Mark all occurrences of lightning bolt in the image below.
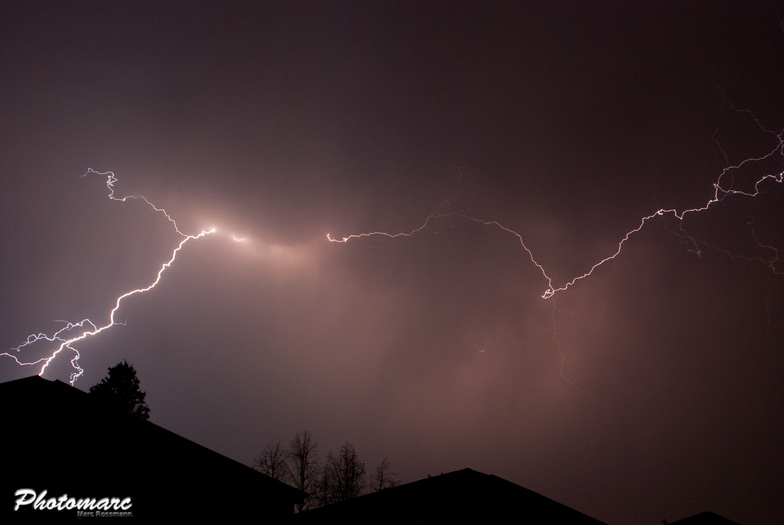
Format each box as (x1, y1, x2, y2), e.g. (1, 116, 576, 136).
(2, 169, 216, 385)
(328, 111, 783, 299)
(327, 105, 784, 389)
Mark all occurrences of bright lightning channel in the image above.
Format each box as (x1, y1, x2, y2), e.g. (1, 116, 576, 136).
(327, 108, 782, 393)
(327, 113, 784, 300)
(1, 169, 216, 385)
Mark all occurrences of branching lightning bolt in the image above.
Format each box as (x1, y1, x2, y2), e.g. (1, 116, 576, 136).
(1, 169, 215, 384)
(328, 113, 783, 299)
(327, 107, 784, 389)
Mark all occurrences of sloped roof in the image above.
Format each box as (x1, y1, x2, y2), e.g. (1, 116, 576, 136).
(296, 467, 606, 524)
(0, 375, 303, 521)
(669, 511, 741, 525)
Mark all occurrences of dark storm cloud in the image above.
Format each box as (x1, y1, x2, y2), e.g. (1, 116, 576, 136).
(2, 2, 784, 524)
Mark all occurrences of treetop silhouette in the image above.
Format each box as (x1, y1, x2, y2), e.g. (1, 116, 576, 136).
(89, 360, 150, 420)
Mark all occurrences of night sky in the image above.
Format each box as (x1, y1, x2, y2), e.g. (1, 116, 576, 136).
(2, 2, 784, 523)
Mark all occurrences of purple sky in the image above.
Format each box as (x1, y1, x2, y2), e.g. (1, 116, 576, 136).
(2, 2, 783, 523)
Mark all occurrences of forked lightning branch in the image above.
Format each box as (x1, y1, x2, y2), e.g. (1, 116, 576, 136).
(3, 106, 783, 384)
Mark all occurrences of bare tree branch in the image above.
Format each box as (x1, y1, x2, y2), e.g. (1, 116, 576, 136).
(324, 442, 366, 503)
(287, 430, 319, 512)
(252, 441, 288, 481)
(371, 457, 399, 492)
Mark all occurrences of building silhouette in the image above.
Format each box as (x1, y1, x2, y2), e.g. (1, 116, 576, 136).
(0, 375, 303, 522)
(295, 467, 607, 524)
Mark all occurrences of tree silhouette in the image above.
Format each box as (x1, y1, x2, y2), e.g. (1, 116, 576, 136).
(89, 360, 150, 420)
(253, 441, 289, 481)
(287, 431, 319, 512)
(324, 442, 366, 503)
(314, 465, 331, 508)
(371, 457, 399, 491)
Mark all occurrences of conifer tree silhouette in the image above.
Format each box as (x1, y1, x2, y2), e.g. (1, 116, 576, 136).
(89, 360, 150, 420)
